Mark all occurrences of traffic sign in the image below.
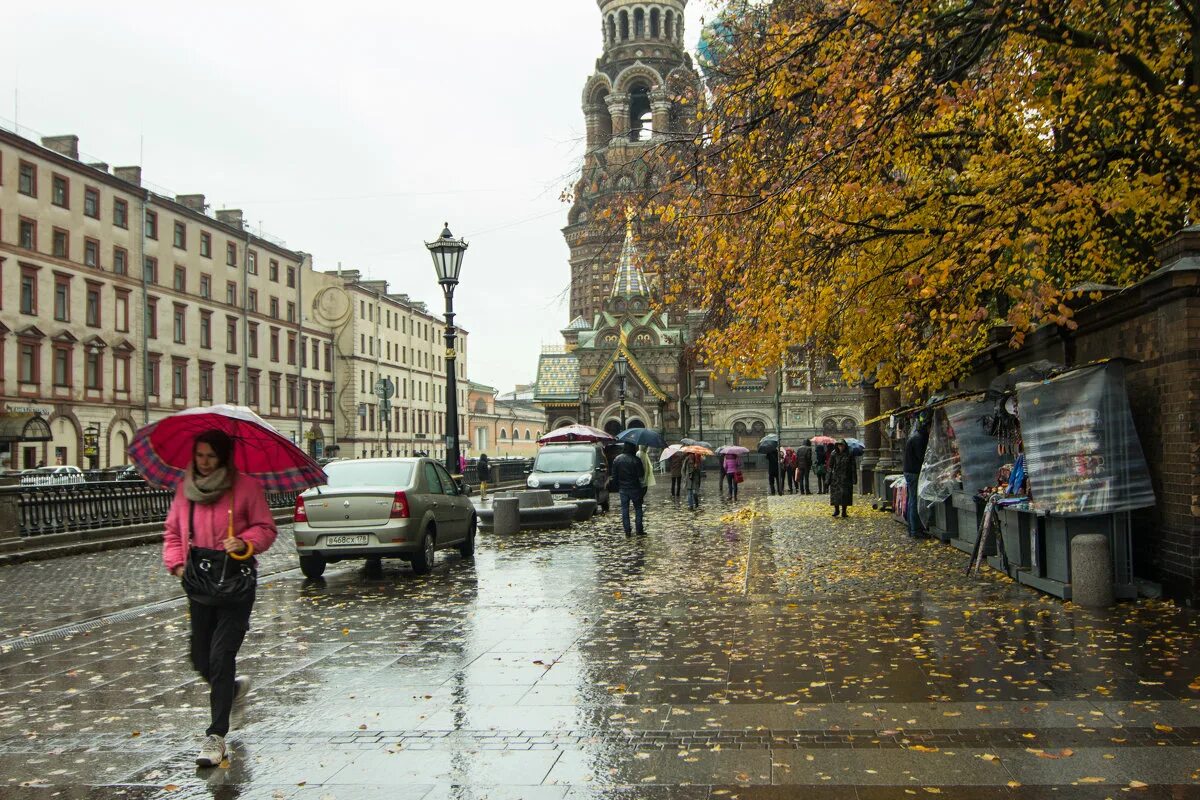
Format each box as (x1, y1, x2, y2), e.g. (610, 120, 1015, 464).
(374, 378, 395, 399)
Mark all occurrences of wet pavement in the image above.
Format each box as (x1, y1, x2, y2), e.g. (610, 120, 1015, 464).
(1, 475, 1198, 799)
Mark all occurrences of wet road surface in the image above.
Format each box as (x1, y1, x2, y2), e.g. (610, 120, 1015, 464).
(1, 475, 1198, 799)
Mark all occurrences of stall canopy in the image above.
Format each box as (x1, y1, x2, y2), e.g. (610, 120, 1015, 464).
(0, 413, 52, 443)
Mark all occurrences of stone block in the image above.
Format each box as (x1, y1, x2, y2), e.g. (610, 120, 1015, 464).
(1071, 533, 1114, 608)
(493, 498, 520, 535)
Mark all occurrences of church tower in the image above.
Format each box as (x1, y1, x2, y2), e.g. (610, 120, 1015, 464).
(563, 0, 701, 324)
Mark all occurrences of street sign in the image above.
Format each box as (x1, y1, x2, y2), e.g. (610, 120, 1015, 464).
(374, 378, 395, 400)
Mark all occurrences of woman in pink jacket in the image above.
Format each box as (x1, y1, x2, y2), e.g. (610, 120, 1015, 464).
(162, 429, 277, 768)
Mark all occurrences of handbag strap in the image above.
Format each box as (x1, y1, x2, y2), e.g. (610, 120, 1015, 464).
(188, 501, 195, 545)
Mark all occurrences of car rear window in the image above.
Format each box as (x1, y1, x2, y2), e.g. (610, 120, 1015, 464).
(324, 461, 414, 488)
(534, 448, 596, 473)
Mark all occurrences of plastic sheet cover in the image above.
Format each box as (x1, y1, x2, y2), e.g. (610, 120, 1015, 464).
(916, 408, 960, 524)
(945, 397, 1007, 496)
(1018, 362, 1155, 516)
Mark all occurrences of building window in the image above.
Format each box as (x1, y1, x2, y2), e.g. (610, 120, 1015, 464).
(269, 374, 281, 408)
(199, 363, 213, 401)
(172, 360, 187, 400)
(84, 187, 100, 218)
(85, 350, 102, 391)
(287, 301, 296, 323)
(200, 311, 212, 349)
(226, 281, 237, 306)
(115, 291, 130, 333)
(248, 289, 258, 312)
(287, 332, 296, 365)
(144, 257, 158, 284)
(226, 242, 237, 266)
(248, 322, 258, 357)
(19, 218, 36, 249)
(324, 343, 331, 371)
(19, 342, 40, 384)
(84, 238, 100, 268)
(173, 265, 186, 292)
(51, 175, 69, 208)
(287, 376, 297, 409)
(312, 339, 320, 369)
(145, 210, 158, 239)
(173, 305, 186, 344)
(146, 297, 158, 339)
(52, 346, 71, 387)
(300, 379, 308, 411)
(227, 317, 239, 354)
(247, 250, 258, 275)
(324, 384, 333, 415)
(247, 370, 260, 406)
(225, 367, 239, 403)
(199, 274, 211, 299)
(286, 265, 296, 288)
(53, 277, 70, 321)
(113, 198, 128, 228)
(147, 354, 161, 396)
(269, 297, 279, 319)
(268, 259, 278, 282)
(200, 231, 212, 258)
(270, 327, 279, 361)
(52, 228, 69, 258)
(86, 284, 101, 327)
(113, 247, 128, 275)
(18, 161, 37, 196)
(173, 221, 186, 249)
(114, 353, 131, 393)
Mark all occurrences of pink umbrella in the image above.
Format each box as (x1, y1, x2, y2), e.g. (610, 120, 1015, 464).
(128, 404, 326, 493)
(811, 435, 836, 446)
(537, 424, 615, 444)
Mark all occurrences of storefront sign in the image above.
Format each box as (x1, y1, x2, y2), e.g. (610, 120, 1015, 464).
(6, 405, 52, 415)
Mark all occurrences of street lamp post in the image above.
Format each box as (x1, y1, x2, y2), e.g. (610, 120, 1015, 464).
(694, 377, 705, 441)
(425, 223, 469, 477)
(614, 353, 629, 431)
(579, 387, 590, 426)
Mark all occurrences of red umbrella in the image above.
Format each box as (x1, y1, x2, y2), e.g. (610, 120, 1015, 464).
(128, 404, 326, 493)
(811, 435, 836, 446)
(537, 424, 615, 444)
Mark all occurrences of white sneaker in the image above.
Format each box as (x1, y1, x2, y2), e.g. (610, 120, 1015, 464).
(195, 734, 226, 768)
(233, 676, 251, 703)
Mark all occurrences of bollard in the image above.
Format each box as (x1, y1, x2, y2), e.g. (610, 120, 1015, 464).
(1070, 533, 1114, 607)
(493, 497, 520, 535)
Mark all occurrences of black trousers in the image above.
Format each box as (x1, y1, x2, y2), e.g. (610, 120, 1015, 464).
(797, 468, 811, 494)
(671, 476, 682, 497)
(784, 469, 797, 492)
(768, 469, 780, 495)
(189, 597, 254, 737)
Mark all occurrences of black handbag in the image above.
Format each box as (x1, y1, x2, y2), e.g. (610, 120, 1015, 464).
(182, 501, 256, 606)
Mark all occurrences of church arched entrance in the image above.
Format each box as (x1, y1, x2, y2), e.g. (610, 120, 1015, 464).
(603, 420, 622, 437)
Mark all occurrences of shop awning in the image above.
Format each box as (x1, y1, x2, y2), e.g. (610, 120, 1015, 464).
(0, 413, 53, 444)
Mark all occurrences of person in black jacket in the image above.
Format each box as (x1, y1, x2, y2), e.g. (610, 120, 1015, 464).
(611, 442, 646, 536)
(476, 453, 490, 500)
(903, 416, 930, 538)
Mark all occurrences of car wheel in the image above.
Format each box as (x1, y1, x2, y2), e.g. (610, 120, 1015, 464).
(458, 517, 477, 559)
(411, 530, 436, 575)
(299, 554, 326, 579)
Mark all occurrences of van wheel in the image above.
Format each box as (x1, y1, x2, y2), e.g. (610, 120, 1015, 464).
(411, 530, 436, 575)
(459, 517, 477, 559)
(299, 554, 326, 579)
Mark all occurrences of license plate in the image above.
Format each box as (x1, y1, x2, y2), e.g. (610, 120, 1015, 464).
(324, 535, 369, 546)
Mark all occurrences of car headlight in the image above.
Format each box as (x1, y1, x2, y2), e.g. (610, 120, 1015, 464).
(576, 474, 592, 487)
(527, 476, 540, 488)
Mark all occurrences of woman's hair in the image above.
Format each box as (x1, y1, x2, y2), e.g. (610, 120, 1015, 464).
(194, 429, 235, 469)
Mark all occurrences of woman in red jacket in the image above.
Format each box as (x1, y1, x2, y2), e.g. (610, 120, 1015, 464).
(162, 429, 277, 768)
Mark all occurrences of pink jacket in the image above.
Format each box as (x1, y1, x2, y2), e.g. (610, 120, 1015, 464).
(162, 473, 278, 572)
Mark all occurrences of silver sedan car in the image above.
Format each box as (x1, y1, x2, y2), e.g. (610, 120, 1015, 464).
(292, 457, 477, 578)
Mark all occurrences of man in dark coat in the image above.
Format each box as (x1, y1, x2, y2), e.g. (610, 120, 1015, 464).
(828, 439, 856, 517)
(766, 447, 781, 495)
(795, 440, 814, 495)
(611, 442, 646, 536)
(903, 416, 930, 538)
(476, 453, 491, 500)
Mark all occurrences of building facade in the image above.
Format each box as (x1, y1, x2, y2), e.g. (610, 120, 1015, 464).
(308, 270, 468, 462)
(0, 129, 336, 470)
(467, 382, 543, 459)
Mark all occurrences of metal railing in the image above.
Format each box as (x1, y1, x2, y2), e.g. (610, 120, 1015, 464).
(461, 459, 533, 487)
(1, 481, 298, 539)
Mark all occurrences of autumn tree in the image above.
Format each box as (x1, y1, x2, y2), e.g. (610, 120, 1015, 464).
(648, 0, 1199, 392)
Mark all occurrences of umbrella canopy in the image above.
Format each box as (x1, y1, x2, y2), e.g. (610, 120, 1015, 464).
(538, 424, 614, 444)
(680, 437, 715, 450)
(845, 437, 866, 456)
(680, 444, 715, 457)
(811, 435, 836, 446)
(717, 445, 749, 456)
(759, 433, 780, 446)
(128, 404, 326, 493)
(617, 428, 667, 449)
(658, 444, 683, 462)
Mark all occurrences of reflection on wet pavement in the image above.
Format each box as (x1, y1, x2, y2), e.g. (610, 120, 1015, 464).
(1, 475, 1198, 798)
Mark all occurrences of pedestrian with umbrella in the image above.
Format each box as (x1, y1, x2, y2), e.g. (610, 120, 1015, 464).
(796, 439, 814, 495)
(812, 435, 835, 493)
(667, 450, 685, 498)
(758, 434, 781, 495)
(828, 438, 857, 518)
(611, 442, 646, 536)
(130, 405, 325, 768)
(718, 445, 747, 501)
(682, 450, 704, 510)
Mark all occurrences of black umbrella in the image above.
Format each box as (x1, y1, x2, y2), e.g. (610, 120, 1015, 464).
(680, 437, 714, 450)
(758, 433, 780, 454)
(616, 428, 666, 449)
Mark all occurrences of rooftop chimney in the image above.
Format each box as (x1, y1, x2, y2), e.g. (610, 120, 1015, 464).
(41, 135, 79, 160)
(215, 209, 244, 230)
(87, 162, 109, 173)
(113, 166, 142, 186)
(176, 194, 207, 213)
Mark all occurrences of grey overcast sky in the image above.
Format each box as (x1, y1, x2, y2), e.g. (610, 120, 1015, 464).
(1, 0, 709, 391)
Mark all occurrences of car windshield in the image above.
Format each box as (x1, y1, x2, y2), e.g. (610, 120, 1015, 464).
(534, 449, 595, 473)
(324, 461, 415, 488)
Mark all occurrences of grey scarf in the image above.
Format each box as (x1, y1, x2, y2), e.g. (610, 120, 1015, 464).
(183, 466, 234, 504)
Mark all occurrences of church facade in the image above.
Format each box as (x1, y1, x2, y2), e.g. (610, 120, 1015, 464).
(534, 0, 863, 446)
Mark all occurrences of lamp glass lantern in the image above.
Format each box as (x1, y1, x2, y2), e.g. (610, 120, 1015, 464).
(614, 353, 629, 381)
(425, 223, 468, 286)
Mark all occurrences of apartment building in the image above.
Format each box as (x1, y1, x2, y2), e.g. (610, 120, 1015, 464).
(0, 129, 335, 470)
(308, 270, 469, 462)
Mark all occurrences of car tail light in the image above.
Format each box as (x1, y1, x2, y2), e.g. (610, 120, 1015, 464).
(293, 496, 308, 523)
(390, 491, 410, 519)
